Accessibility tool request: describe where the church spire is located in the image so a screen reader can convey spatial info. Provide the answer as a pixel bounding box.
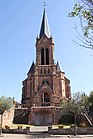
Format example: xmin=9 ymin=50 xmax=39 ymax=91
xmin=39 ymin=8 xmax=50 ymax=38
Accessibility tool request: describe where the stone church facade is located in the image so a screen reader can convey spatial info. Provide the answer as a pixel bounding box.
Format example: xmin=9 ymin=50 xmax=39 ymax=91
xmin=21 ymin=9 xmax=71 ymax=125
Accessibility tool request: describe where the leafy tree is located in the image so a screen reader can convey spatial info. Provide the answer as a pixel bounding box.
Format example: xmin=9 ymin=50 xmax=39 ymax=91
xmin=0 ymin=96 xmax=14 ymax=135
xmin=80 ymin=92 xmax=89 ymax=111
xmin=69 ymin=0 xmax=93 ymax=49
xmin=0 ymin=96 xmax=14 ymax=114
xmin=61 ymin=92 xmax=89 ymax=115
xmin=88 ymin=91 xmax=93 ymax=119
xmin=88 ymin=91 xmax=93 ymax=106
xmin=60 ymin=92 xmax=89 ymax=135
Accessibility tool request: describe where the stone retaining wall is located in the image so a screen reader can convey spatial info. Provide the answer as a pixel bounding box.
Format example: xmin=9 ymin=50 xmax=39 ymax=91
xmin=2 ymin=126 xmax=93 ymax=135
xmin=48 ymin=126 xmax=93 ymax=135
xmin=0 ymin=108 xmax=14 ymax=128
xmin=2 ymin=127 xmax=31 ymax=134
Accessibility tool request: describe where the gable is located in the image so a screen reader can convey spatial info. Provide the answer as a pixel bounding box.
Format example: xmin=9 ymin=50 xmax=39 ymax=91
xmin=36 ymin=35 xmax=51 ymax=46
xmin=38 ymin=82 xmax=53 ymax=93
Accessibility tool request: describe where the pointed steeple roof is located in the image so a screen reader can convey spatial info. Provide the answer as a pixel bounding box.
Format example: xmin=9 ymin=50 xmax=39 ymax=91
xmin=28 ymin=61 xmax=35 ymax=74
xmin=56 ymin=61 xmax=64 ymax=73
xmin=39 ymin=9 xmax=50 ymax=38
xmin=57 ymin=61 xmax=61 ymax=71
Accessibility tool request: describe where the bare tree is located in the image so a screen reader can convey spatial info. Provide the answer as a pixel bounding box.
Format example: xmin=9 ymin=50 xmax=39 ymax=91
xmin=69 ymin=0 xmax=93 ymax=49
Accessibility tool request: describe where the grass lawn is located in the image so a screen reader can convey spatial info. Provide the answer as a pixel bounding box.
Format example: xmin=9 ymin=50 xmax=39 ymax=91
xmin=4 ymin=124 xmax=34 ymax=129
xmin=52 ymin=124 xmax=71 ymax=129
xmin=4 ymin=124 xmax=72 ymax=129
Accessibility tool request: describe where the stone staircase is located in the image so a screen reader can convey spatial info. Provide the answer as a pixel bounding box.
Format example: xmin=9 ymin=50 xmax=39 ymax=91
xmin=29 ymin=126 xmax=48 ymax=134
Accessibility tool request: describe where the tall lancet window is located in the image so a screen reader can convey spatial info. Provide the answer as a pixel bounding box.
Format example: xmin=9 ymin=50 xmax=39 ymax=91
xmin=46 ymin=48 xmax=49 ymax=65
xmin=41 ymin=48 xmax=44 ymax=65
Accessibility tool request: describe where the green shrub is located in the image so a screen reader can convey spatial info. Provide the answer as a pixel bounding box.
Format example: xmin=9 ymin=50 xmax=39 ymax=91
xmin=17 ymin=125 xmax=23 ymax=129
xmin=5 ymin=125 xmax=10 ymax=129
xmin=58 ymin=125 xmax=64 ymax=128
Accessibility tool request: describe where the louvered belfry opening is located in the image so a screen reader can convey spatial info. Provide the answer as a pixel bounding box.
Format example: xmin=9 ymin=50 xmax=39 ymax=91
xmin=41 ymin=48 xmax=49 ymax=65
xmin=41 ymin=48 xmax=44 ymax=65
xmin=46 ymin=48 xmax=49 ymax=65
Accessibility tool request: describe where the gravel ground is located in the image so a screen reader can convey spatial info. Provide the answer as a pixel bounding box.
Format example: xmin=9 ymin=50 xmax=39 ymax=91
xmin=0 ymin=134 xmax=93 ymax=139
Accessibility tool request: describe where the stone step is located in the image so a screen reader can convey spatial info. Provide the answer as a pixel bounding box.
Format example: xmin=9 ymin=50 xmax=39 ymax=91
xmin=29 ymin=131 xmax=48 ymax=135
xmin=30 ymin=126 xmax=48 ymax=132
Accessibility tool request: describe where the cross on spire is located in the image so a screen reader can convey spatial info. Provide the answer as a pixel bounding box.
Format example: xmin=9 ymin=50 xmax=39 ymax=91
xmin=39 ymin=2 xmax=50 ymax=38
xmin=43 ymin=2 xmax=46 ymax=11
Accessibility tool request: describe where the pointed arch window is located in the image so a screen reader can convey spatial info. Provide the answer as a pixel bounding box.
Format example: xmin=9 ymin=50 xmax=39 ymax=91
xmin=41 ymin=92 xmax=50 ymax=106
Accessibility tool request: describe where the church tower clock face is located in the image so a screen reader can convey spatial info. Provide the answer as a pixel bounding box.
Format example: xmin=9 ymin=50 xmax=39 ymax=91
xmin=20 ymin=8 xmax=71 ymax=125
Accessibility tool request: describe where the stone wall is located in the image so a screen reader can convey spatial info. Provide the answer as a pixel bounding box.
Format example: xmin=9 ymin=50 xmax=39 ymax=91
xmin=48 ymin=126 xmax=93 ymax=135
xmin=2 ymin=127 xmax=31 ymax=134
xmin=1 ymin=108 xmax=14 ymax=128
xmin=13 ymin=108 xmax=29 ymax=124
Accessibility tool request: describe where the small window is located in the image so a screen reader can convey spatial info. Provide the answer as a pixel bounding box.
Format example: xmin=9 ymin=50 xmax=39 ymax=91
xmin=42 ymin=80 xmax=49 ymax=85
xmin=44 ymin=68 xmax=46 ymax=74
xmin=42 ymin=80 xmax=45 ymax=85
xmin=48 ymin=68 xmax=50 ymax=73
xmin=41 ymin=93 xmax=50 ymax=102
xmin=41 ymin=68 xmax=42 ymax=74
xmin=44 ymin=93 xmax=50 ymax=102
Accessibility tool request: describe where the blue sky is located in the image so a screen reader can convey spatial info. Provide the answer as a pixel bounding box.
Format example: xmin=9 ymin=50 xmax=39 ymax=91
xmin=0 ymin=0 xmax=93 ymax=102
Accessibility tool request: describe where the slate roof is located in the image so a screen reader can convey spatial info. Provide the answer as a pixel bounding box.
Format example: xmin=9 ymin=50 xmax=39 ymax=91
xmin=39 ymin=9 xmax=50 ymax=38
xmin=28 ymin=61 xmax=35 ymax=74
xmin=56 ymin=61 xmax=61 ymax=71
xmin=56 ymin=61 xmax=64 ymax=73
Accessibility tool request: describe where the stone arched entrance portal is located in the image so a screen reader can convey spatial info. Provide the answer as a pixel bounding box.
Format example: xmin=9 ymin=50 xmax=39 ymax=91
xmin=34 ymin=111 xmax=53 ymax=125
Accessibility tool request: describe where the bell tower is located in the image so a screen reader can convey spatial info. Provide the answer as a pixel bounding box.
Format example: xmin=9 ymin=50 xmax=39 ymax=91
xmin=36 ymin=9 xmax=54 ymax=66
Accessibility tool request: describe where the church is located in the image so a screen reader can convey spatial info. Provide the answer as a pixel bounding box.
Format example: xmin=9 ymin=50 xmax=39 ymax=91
xmin=21 ymin=8 xmax=71 ymax=125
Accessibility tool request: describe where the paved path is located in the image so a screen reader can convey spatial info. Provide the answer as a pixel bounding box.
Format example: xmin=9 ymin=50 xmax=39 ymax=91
xmin=0 ymin=134 xmax=93 ymax=139
xmin=31 ymin=126 xmax=48 ymax=132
